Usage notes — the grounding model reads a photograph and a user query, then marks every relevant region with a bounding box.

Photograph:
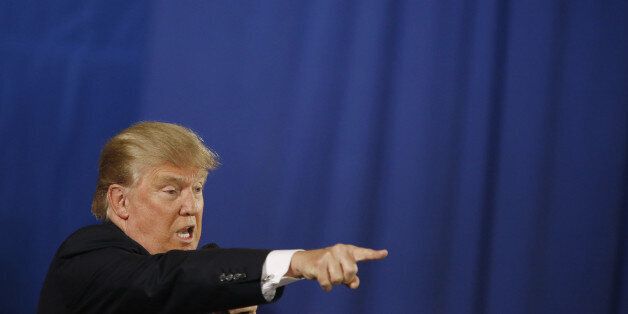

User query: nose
[179,188,201,216]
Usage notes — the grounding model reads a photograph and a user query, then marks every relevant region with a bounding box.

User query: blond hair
[91,121,219,220]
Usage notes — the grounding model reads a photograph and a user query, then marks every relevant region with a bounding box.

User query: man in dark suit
[38,122,388,313]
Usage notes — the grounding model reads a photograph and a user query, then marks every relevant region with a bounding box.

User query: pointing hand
[286,244,388,292]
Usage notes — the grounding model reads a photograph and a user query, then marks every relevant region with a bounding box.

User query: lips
[176,225,195,241]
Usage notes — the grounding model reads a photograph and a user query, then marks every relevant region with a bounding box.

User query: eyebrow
[155,176,186,186]
[154,173,207,187]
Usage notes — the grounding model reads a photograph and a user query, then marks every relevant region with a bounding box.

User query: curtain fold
[1,1,626,313]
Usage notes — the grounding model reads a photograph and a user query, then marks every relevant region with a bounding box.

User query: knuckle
[316,257,328,268]
[319,280,331,289]
[350,264,358,273]
[344,268,357,277]
[321,251,334,262]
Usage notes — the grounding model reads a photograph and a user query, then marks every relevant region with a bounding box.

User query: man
[38,122,388,313]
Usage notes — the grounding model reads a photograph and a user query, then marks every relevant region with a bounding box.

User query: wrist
[286,250,304,278]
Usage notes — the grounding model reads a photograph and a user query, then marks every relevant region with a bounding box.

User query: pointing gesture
[286,244,388,292]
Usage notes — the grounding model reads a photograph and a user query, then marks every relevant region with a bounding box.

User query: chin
[178,242,197,251]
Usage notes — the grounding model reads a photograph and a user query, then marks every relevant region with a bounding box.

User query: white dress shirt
[260,249,304,301]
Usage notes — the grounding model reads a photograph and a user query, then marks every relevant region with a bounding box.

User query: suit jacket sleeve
[38,223,284,314]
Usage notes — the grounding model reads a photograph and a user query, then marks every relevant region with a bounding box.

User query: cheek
[135,196,176,233]
[196,199,204,229]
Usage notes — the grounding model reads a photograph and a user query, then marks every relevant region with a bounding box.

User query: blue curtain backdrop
[1,1,627,313]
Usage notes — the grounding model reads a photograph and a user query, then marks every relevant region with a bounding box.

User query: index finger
[227,306,258,314]
[351,247,388,262]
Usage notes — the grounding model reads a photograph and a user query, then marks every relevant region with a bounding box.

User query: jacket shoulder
[56,222,147,259]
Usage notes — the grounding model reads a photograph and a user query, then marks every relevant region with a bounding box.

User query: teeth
[177,231,191,239]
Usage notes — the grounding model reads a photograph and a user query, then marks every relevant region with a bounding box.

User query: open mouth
[176,226,194,240]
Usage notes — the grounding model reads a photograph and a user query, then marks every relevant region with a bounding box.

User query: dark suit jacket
[38,222,283,313]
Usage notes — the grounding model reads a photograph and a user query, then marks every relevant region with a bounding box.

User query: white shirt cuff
[261,249,304,301]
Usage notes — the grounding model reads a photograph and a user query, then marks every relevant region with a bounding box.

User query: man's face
[123,164,207,254]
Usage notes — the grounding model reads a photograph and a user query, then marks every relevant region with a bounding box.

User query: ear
[107,184,130,220]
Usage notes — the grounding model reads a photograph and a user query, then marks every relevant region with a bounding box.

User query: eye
[162,187,178,195]
[194,186,203,193]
